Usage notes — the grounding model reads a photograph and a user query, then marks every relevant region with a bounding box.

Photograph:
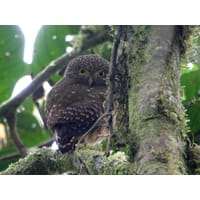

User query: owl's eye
[79,69,86,75]
[98,71,105,78]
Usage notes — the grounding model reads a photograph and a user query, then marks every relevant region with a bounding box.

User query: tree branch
[0,148,132,175]
[0,137,54,162]
[76,113,111,148]
[5,112,27,157]
[0,30,110,119]
[105,26,122,155]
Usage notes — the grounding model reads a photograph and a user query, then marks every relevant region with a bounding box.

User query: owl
[45,54,110,153]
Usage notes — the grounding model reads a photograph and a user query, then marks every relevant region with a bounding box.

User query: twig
[76,27,122,155]
[5,112,27,157]
[105,26,123,156]
[33,99,49,131]
[75,151,92,175]
[0,137,54,162]
[0,152,20,162]
[0,30,110,119]
[76,113,111,149]
[37,137,55,148]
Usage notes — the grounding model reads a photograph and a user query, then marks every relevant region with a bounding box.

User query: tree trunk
[118,25,190,174]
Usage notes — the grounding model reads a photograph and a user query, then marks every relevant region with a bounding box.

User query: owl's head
[64,54,109,87]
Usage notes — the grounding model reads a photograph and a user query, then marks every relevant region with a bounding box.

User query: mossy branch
[5,112,27,157]
[0,148,133,175]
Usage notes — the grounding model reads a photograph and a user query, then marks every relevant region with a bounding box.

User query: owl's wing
[46,79,105,127]
[47,103,102,130]
[45,79,106,153]
[48,102,103,153]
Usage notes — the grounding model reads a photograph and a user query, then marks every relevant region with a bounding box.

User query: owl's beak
[89,77,94,87]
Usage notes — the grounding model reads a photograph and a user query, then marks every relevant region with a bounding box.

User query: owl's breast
[46,80,107,129]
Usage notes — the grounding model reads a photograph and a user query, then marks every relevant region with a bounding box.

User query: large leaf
[181,64,200,133]
[17,111,50,147]
[0,26,27,104]
[31,25,80,77]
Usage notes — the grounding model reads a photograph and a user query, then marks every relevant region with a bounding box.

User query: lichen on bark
[119,26,191,174]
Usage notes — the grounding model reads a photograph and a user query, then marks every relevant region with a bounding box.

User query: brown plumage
[45,54,110,153]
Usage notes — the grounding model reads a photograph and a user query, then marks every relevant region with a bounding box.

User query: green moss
[158,53,189,140]
[123,26,189,173]
[126,26,154,158]
[75,149,130,175]
[1,148,74,175]
[1,147,133,175]
[186,144,200,174]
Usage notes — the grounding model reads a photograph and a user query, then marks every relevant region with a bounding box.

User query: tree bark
[118,25,190,174]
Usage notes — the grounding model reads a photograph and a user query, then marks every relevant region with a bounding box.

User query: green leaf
[0,157,20,172]
[17,111,50,147]
[16,97,50,147]
[181,64,200,132]
[0,25,27,104]
[31,25,80,77]
[0,98,50,164]
[184,101,200,133]
[0,25,83,170]
[181,64,200,101]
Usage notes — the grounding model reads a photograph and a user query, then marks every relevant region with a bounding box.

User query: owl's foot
[104,135,111,157]
[75,151,92,175]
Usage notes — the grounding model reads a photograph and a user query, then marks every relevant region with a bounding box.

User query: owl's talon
[104,151,110,157]
[75,152,91,175]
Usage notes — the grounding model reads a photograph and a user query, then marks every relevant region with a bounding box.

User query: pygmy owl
[45,54,110,153]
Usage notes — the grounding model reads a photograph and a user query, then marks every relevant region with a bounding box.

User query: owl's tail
[54,125,77,153]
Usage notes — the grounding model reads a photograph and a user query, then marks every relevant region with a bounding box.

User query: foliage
[31,25,80,82]
[181,31,200,139]
[0,26,26,103]
[0,25,80,171]
[181,64,200,134]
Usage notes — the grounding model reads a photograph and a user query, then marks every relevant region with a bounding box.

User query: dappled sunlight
[43,81,52,97]
[65,35,74,42]
[187,62,194,70]
[11,75,32,98]
[0,123,7,150]
[32,106,44,127]
[66,46,73,53]
[19,24,41,64]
